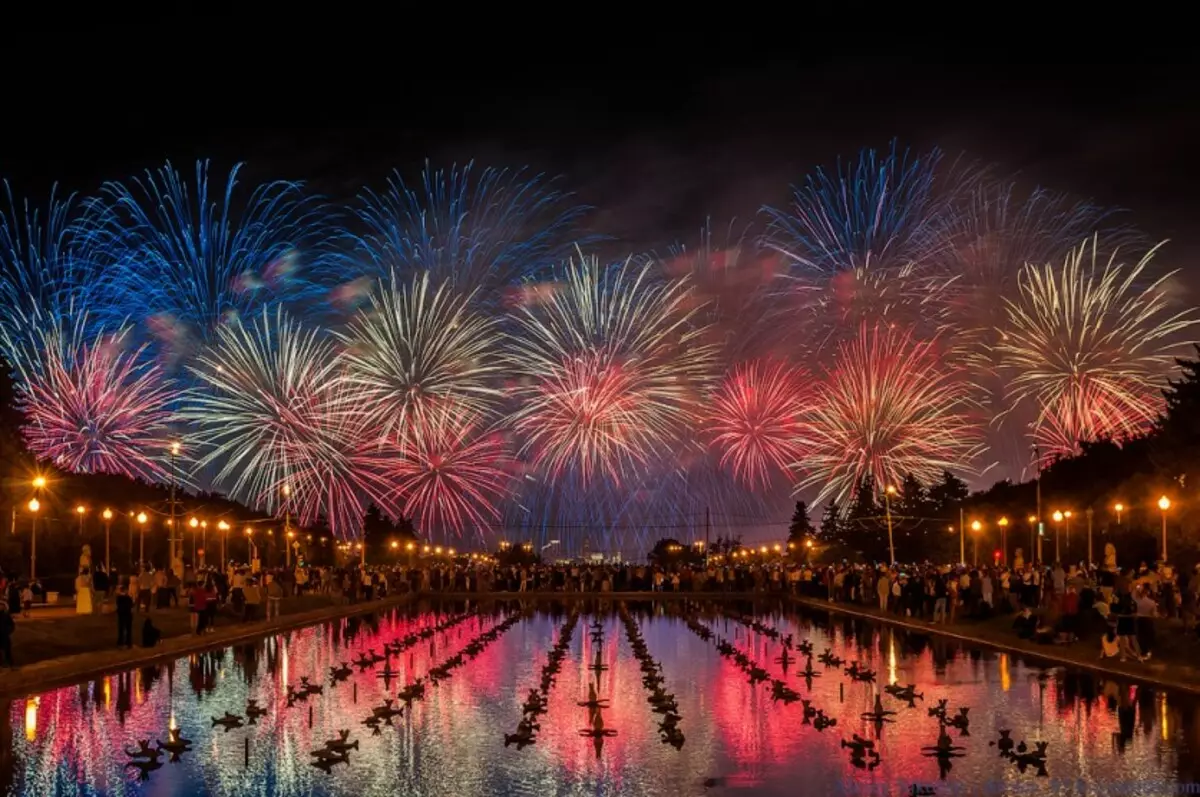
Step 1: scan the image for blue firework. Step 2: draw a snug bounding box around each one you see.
[341,161,589,297]
[0,183,99,360]
[80,160,331,356]
[761,142,969,354]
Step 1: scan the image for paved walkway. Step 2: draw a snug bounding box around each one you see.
[0,593,415,697]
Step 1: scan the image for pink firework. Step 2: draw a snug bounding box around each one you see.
[380,402,511,538]
[801,323,985,503]
[708,360,813,490]
[20,328,176,481]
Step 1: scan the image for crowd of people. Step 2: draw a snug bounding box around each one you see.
[0,553,1197,670]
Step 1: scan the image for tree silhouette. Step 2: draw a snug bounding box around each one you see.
[787,501,815,544]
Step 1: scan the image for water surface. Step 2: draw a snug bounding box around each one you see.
[3,599,1197,796]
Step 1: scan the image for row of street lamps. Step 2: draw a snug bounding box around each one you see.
[951,495,1174,567]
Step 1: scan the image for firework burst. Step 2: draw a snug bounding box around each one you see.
[336,270,503,439]
[761,142,969,354]
[4,314,177,481]
[799,323,984,504]
[379,402,510,539]
[508,253,716,485]
[183,307,384,537]
[343,161,587,295]
[0,185,97,353]
[81,160,328,354]
[998,237,1199,460]
[708,360,813,490]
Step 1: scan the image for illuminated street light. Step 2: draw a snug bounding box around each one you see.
[1159,496,1171,560]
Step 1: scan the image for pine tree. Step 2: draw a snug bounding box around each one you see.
[818,502,842,542]
[787,501,815,543]
[928,470,969,514]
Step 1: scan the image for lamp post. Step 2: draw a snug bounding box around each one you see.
[169,442,180,572]
[75,505,86,537]
[27,498,40,582]
[1086,507,1094,565]
[970,520,982,566]
[136,512,147,566]
[189,517,199,567]
[1027,515,1037,565]
[998,517,1009,565]
[1052,511,1063,563]
[102,509,113,576]
[218,520,229,565]
[1114,503,1124,526]
[281,485,292,566]
[244,527,257,567]
[883,484,897,565]
[1158,496,1171,561]
[200,521,208,568]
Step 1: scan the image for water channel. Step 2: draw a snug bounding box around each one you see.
[3,599,1196,796]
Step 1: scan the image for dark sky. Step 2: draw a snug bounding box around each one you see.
[3,49,1199,263]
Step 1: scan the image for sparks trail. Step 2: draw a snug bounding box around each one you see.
[506,609,579,749]
[619,606,684,749]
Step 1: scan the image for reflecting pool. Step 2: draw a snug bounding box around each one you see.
[3,599,1199,796]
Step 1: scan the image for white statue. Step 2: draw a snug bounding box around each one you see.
[79,544,92,572]
[1013,548,1024,569]
[1104,543,1117,572]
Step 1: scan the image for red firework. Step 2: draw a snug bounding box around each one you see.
[20,331,176,482]
[380,402,511,538]
[708,361,813,489]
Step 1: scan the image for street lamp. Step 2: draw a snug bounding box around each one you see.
[244,527,257,565]
[102,508,113,575]
[1052,510,1064,563]
[884,484,898,565]
[136,512,148,566]
[75,505,86,537]
[1158,496,1171,561]
[1026,515,1038,564]
[970,520,982,566]
[997,517,1009,565]
[217,520,230,565]
[1114,502,1124,525]
[1064,510,1073,556]
[189,517,199,567]
[169,442,180,571]
[281,485,292,566]
[27,498,40,582]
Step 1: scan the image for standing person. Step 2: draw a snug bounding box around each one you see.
[190,582,208,634]
[0,600,13,666]
[75,569,94,615]
[115,586,134,648]
[266,574,283,620]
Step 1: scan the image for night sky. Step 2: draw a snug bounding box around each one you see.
[3,55,1199,270]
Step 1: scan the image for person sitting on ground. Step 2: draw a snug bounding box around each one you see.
[1012,607,1038,640]
[141,617,162,647]
[1100,627,1120,659]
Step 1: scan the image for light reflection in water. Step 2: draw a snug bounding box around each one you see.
[2,599,1199,796]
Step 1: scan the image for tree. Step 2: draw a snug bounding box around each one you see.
[787,501,815,544]
[844,477,886,560]
[818,502,843,542]
[710,535,741,558]
[648,537,702,565]
[361,503,395,562]
[928,471,969,514]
